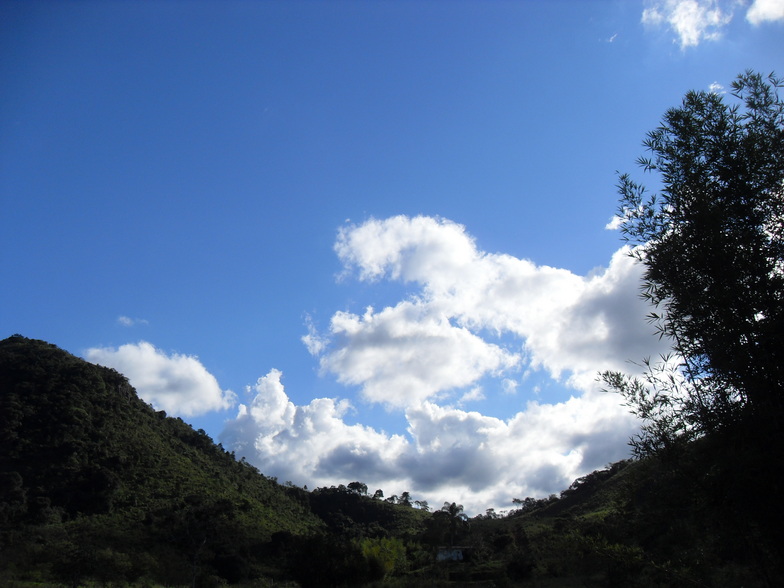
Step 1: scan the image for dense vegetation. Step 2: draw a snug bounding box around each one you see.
[2,72,782,586]
[0,335,327,586]
[1,334,782,586]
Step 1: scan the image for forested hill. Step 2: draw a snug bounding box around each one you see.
[2,335,783,587]
[0,335,329,584]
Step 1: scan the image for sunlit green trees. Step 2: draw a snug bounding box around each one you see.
[358,536,407,578]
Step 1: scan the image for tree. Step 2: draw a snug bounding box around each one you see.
[347,481,367,496]
[602,71,784,453]
[438,502,469,547]
[359,537,407,578]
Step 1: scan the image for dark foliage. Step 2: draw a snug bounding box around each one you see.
[0,332,777,586]
[280,532,384,587]
[597,71,784,585]
[603,71,784,450]
[309,484,429,541]
[0,336,447,586]
[0,335,323,585]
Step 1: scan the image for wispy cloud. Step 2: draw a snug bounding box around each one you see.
[641,0,784,46]
[642,0,733,48]
[458,386,486,406]
[501,378,519,395]
[302,313,329,356]
[117,315,148,327]
[85,341,236,417]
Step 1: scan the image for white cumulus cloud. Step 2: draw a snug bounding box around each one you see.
[85,341,236,417]
[402,392,638,505]
[747,0,784,24]
[320,303,519,408]
[605,215,625,231]
[220,215,669,514]
[221,369,410,488]
[314,216,665,404]
[642,0,734,48]
[220,370,639,514]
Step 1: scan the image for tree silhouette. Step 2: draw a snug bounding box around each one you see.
[439,502,468,547]
[602,70,784,452]
[414,499,430,512]
[347,481,367,496]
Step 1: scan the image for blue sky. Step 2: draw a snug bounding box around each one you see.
[2,0,782,514]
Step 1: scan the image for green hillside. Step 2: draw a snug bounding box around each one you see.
[2,335,782,587]
[0,336,436,587]
[0,335,331,585]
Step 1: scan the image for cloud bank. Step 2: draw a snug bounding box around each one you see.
[85,341,237,417]
[221,216,668,513]
[221,371,638,513]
